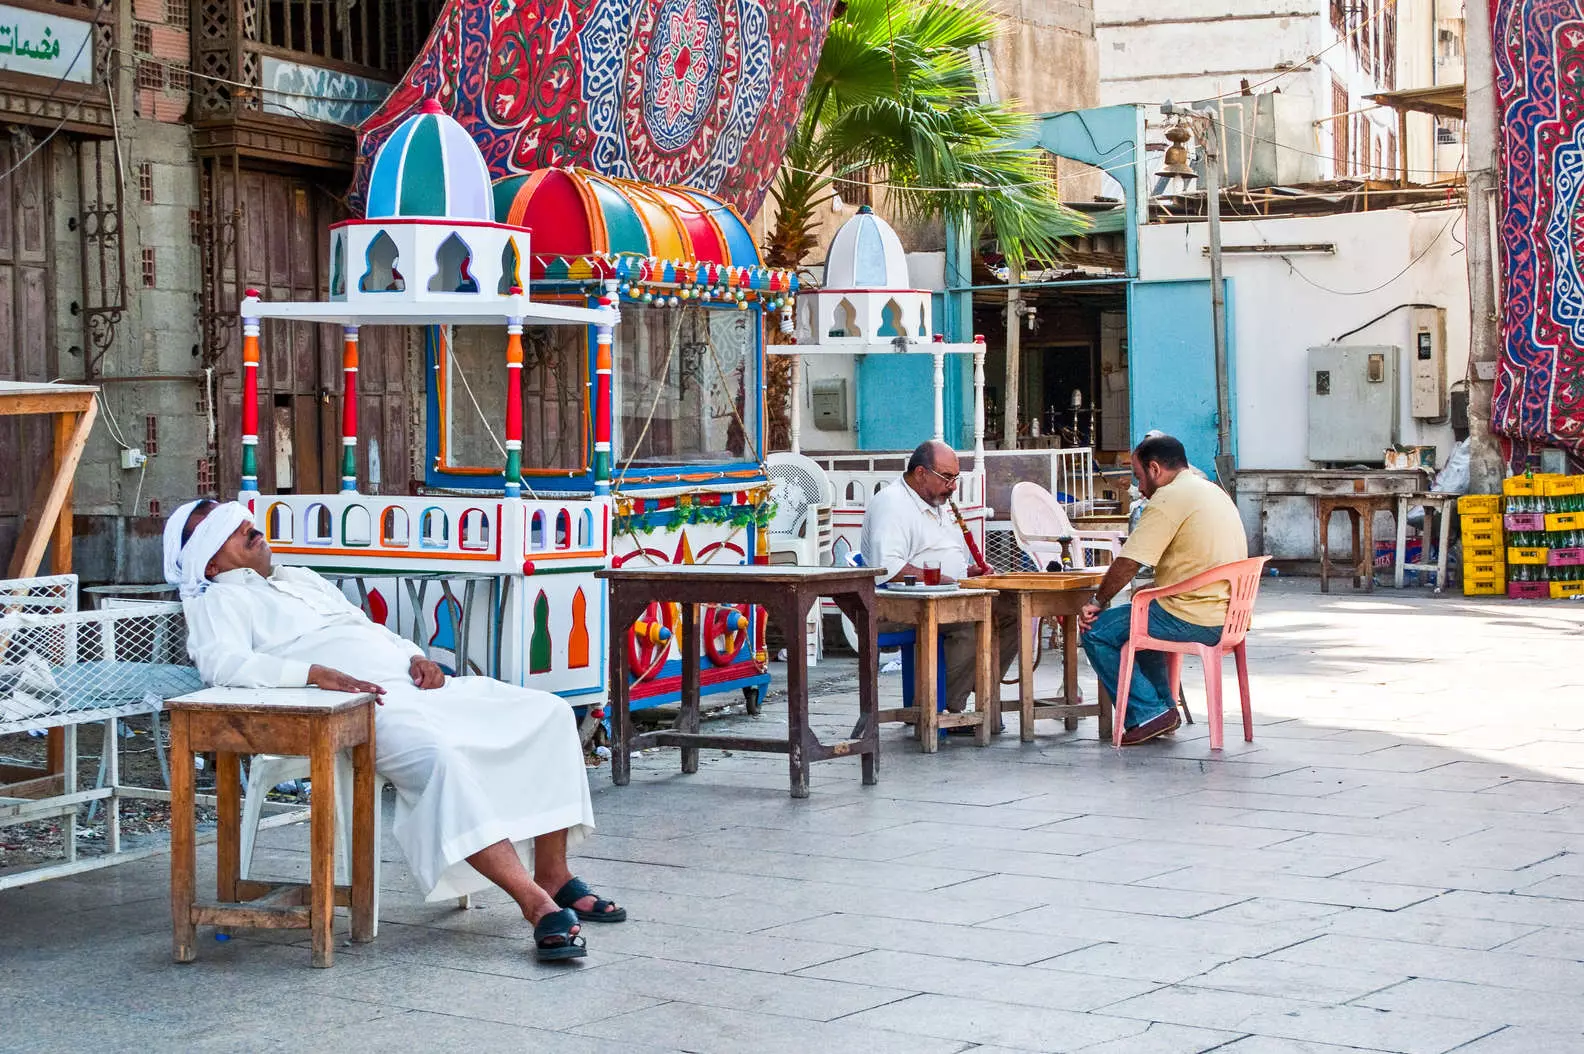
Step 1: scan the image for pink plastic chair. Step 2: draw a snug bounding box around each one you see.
[1112,556,1270,750]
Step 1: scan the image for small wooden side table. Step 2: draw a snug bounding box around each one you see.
[873,587,998,751]
[1316,494,1396,593]
[167,687,377,968]
[964,572,1107,742]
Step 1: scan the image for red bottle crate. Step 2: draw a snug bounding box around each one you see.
[1547,547,1584,567]
[1507,581,1550,599]
[1504,513,1546,531]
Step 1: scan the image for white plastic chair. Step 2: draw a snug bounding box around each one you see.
[239,754,468,936]
[764,453,835,664]
[1010,481,1125,572]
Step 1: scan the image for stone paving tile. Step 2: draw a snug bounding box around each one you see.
[1134,865,1444,910]
[1209,1038,1403,1054]
[1187,957,1406,1003]
[570,1001,970,1054]
[982,904,1320,958]
[1036,813,1305,850]
[1263,933,1584,995]
[1031,941,1236,984]
[1310,906,1542,951]
[796,947,1160,1011]
[1093,983,1327,1030]
[1354,977,1584,1033]
[895,844,1187,885]
[757,911,1092,966]
[1074,839,1383,880]
[945,872,1253,918]
[1430,1025,1584,1053]
[837,993,1168,1052]
[563,918,858,974]
[585,956,914,1021]
[1486,924,1584,959]
[298,1010,687,1054]
[1227,1005,1499,1054]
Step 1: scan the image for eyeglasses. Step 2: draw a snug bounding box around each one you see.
[923,465,960,487]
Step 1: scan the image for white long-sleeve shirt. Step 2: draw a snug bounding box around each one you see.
[184,564,423,688]
[859,475,970,583]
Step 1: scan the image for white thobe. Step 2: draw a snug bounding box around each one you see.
[859,475,971,583]
[183,565,594,901]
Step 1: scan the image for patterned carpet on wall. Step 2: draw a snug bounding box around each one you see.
[350,0,835,221]
[1493,0,1584,458]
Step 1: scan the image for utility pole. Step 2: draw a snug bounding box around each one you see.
[1463,0,1504,492]
[1003,264,1021,447]
[1202,116,1233,485]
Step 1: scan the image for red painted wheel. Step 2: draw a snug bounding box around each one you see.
[627,601,680,681]
[704,604,752,666]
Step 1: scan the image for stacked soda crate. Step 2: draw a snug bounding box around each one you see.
[1458,493,1504,596]
[1502,474,1584,599]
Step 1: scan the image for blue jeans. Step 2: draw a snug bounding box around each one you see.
[1081,601,1223,729]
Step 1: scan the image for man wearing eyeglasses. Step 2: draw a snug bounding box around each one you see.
[860,440,1017,720]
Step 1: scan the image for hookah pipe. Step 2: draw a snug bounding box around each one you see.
[950,499,991,578]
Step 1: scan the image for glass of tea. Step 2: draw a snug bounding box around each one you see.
[921,561,942,586]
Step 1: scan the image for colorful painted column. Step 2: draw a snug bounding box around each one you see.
[240,290,261,501]
[504,311,524,498]
[340,325,359,493]
[593,280,618,495]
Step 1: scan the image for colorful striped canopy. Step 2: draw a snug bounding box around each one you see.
[494,168,764,273]
[366,101,494,222]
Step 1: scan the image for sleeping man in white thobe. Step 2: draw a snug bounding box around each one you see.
[164,499,621,961]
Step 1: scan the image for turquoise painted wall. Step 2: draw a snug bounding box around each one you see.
[1126,278,1237,478]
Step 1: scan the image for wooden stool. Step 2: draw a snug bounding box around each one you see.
[167,687,376,968]
[1315,495,1396,594]
[1395,493,1456,591]
[872,587,999,751]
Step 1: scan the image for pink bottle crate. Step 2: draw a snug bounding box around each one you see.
[1507,581,1550,600]
[1548,547,1584,567]
[1505,513,1546,531]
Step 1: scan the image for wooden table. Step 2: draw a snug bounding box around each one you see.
[964,572,1107,742]
[167,687,376,968]
[873,586,998,751]
[1316,494,1397,593]
[597,564,883,798]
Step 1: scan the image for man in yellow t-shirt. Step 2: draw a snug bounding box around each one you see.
[1079,434,1249,744]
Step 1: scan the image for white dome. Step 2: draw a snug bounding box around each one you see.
[822,206,913,290]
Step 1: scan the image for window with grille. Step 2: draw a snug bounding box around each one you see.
[136,60,164,90]
[1385,130,1397,179]
[1331,81,1350,177]
[144,416,159,456]
[1358,0,1373,70]
[132,21,152,53]
[833,165,874,209]
[1331,0,1346,33]
[141,248,157,287]
[256,0,448,78]
[138,162,154,203]
[166,0,190,28]
[1382,5,1398,88]
[168,65,190,92]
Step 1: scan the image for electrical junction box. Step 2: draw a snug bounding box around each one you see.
[1409,306,1448,420]
[811,377,849,431]
[1307,345,1399,463]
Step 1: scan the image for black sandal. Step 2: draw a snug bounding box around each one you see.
[552,876,627,923]
[534,907,587,961]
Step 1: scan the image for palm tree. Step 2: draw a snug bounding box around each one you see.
[762,0,1085,447]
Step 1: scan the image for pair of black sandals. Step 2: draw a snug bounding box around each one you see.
[534,877,626,961]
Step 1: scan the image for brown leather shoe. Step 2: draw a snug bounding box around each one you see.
[1119,707,1182,746]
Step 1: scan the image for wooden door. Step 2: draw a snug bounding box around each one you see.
[0,138,58,570]
[214,168,411,498]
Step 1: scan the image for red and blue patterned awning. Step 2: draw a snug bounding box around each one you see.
[350,0,836,221]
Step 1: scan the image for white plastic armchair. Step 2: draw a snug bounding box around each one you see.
[764,452,835,567]
[1010,482,1125,571]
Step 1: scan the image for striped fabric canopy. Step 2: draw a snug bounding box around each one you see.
[366,100,494,222]
[494,168,763,274]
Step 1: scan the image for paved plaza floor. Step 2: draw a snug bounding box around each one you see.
[4,579,1584,1053]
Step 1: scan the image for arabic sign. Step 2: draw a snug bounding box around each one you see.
[260,57,391,128]
[0,5,94,84]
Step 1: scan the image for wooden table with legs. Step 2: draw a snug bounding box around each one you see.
[872,587,998,751]
[1315,494,1396,593]
[167,687,377,968]
[596,564,882,798]
[964,572,1107,742]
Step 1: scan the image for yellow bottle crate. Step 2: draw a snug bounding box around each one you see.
[1549,581,1584,600]
[1460,514,1501,533]
[1464,579,1505,596]
[1464,546,1505,566]
[1504,474,1561,496]
[1457,494,1501,516]
[1464,561,1504,582]
[1541,476,1584,497]
[1545,512,1583,532]
[1463,528,1502,549]
[1508,546,1550,565]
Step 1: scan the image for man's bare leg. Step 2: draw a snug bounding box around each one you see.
[464,839,568,930]
[532,828,621,918]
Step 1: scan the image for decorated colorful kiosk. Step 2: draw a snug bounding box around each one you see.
[241,102,797,715]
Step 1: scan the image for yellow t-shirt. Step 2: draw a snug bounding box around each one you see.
[1120,472,1249,626]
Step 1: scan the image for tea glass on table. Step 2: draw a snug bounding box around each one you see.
[921,561,942,586]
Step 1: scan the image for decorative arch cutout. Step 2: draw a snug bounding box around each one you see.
[358,231,404,292]
[459,507,491,551]
[530,510,547,550]
[420,506,449,548]
[830,298,861,338]
[498,238,523,295]
[577,509,594,548]
[554,509,572,550]
[877,299,905,338]
[330,234,347,298]
[265,502,294,544]
[845,481,864,503]
[429,232,479,293]
[305,503,333,545]
[568,588,590,668]
[342,505,373,546]
[529,590,552,674]
[380,506,410,547]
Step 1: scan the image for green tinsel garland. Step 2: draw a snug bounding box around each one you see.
[615,498,776,536]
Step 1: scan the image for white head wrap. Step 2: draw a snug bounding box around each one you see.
[163,500,254,599]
